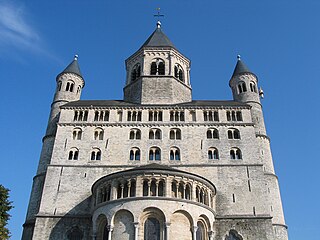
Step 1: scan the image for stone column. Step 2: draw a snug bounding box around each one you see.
[192,183,196,201]
[120,183,124,198]
[91,233,97,240]
[148,180,151,196]
[156,180,159,197]
[165,177,171,197]
[128,180,131,197]
[208,231,214,240]
[134,222,139,240]
[107,226,114,240]
[192,226,198,240]
[165,222,171,240]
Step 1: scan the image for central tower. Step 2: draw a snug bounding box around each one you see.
[124,21,192,104]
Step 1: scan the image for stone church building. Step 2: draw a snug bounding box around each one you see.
[22,22,288,240]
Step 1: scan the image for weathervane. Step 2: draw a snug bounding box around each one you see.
[154,7,164,21]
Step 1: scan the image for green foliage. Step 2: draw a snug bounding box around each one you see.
[0,185,13,240]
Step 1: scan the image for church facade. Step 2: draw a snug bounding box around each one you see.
[22,22,288,240]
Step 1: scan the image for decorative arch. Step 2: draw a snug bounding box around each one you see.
[111,210,135,240]
[66,226,83,240]
[174,64,184,81]
[225,229,243,240]
[131,63,141,82]
[150,58,165,75]
[96,214,108,240]
[170,210,193,240]
[140,207,166,240]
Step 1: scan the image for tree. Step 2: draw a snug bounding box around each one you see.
[0,185,13,239]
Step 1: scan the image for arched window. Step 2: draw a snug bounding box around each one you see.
[170,147,180,160]
[144,217,161,240]
[129,147,140,161]
[127,110,142,121]
[68,148,79,160]
[225,230,243,240]
[94,110,109,122]
[227,128,241,139]
[77,85,81,94]
[149,129,161,140]
[65,81,75,92]
[94,128,104,140]
[149,147,161,161]
[226,110,242,121]
[150,59,165,75]
[196,221,206,240]
[238,81,247,93]
[91,148,101,161]
[129,129,141,140]
[170,110,185,121]
[174,64,184,81]
[57,81,62,91]
[67,227,83,240]
[208,148,219,160]
[169,128,182,140]
[230,148,242,160]
[250,82,257,93]
[131,64,141,82]
[72,128,82,140]
[206,128,219,139]
[148,110,163,121]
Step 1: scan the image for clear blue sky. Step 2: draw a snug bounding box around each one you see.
[0,0,319,239]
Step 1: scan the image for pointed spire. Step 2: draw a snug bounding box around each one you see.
[60,55,83,78]
[231,55,253,77]
[140,22,175,49]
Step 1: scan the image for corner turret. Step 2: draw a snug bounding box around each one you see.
[229,55,266,135]
[22,56,85,240]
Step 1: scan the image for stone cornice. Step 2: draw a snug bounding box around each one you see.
[264,172,279,180]
[36,214,91,219]
[42,134,55,142]
[256,133,270,141]
[93,196,215,215]
[48,163,263,169]
[57,122,255,128]
[60,105,251,111]
[272,223,288,229]
[215,214,272,220]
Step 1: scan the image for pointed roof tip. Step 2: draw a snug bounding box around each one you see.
[139,22,176,49]
[60,54,83,78]
[231,55,253,77]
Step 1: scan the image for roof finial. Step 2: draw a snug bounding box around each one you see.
[237,54,241,61]
[74,54,79,61]
[154,7,164,28]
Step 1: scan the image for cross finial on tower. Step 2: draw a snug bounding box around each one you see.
[154,7,164,25]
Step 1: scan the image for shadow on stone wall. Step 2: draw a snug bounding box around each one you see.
[49,196,92,240]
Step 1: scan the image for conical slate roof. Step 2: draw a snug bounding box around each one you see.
[61,55,82,78]
[140,22,175,49]
[232,57,252,77]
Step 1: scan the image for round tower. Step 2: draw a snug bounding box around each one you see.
[22,56,85,240]
[229,56,288,240]
[229,55,266,135]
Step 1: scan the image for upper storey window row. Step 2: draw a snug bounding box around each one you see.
[94,110,109,122]
[127,110,142,121]
[170,111,185,121]
[70,109,245,123]
[226,110,242,122]
[73,110,88,121]
[150,59,165,75]
[148,111,163,121]
[238,81,257,94]
[203,110,219,122]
